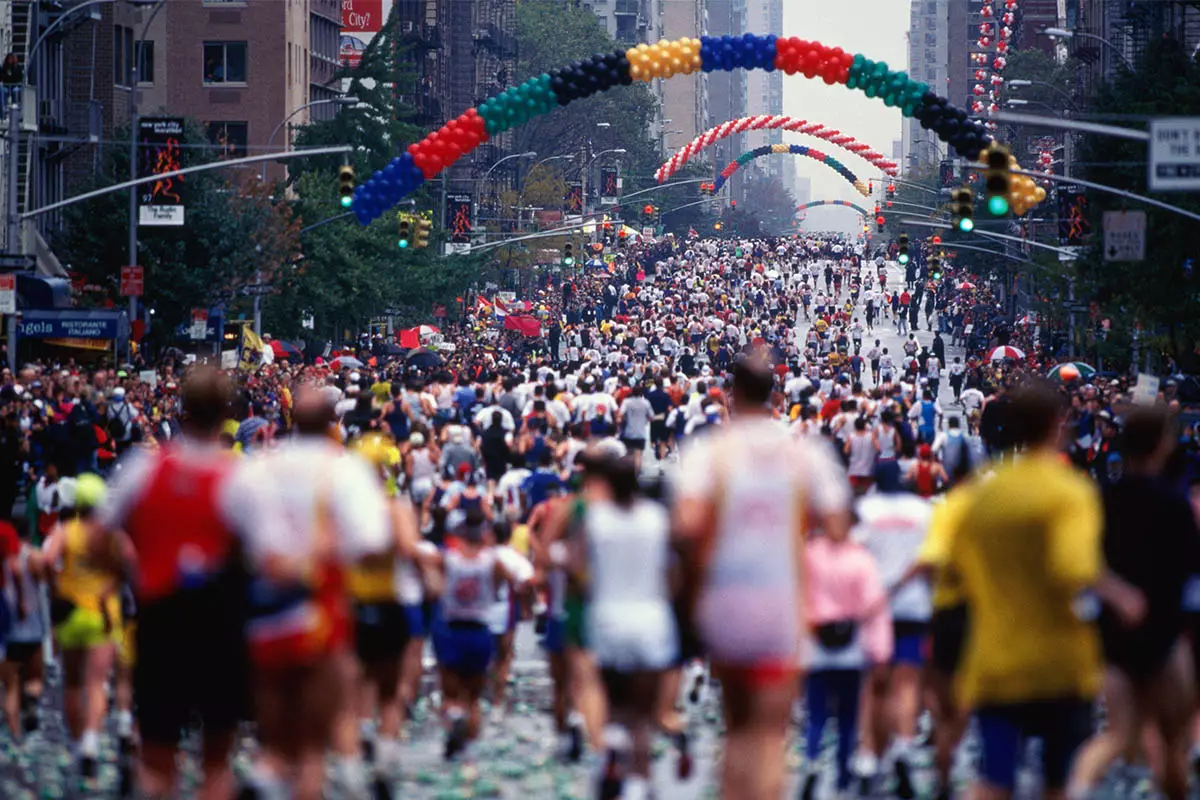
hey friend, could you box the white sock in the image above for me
[332,755,367,795]
[79,729,100,758]
[624,775,650,800]
[892,736,913,761]
[855,750,879,777]
[116,711,133,739]
[602,723,632,753]
[248,762,288,800]
[567,710,584,729]
[359,717,377,742]
[376,736,403,774]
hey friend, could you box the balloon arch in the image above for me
[351,34,1045,225]
[657,115,898,183]
[796,200,870,217]
[712,144,870,197]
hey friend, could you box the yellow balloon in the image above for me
[1034,186,1046,202]
[629,65,642,79]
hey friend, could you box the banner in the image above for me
[565,182,583,214]
[600,168,619,205]
[18,310,127,340]
[238,324,266,372]
[138,117,185,226]
[1057,187,1091,245]
[446,194,473,244]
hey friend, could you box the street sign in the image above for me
[1102,210,1146,262]
[1149,118,1200,191]
[120,265,144,297]
[190,308,208,340]
[0,275,15,315]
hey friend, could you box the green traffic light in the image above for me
[987,195,1010,216]
[958,217,975,233]
[564,257,575,266]
[933,272,942,280]
[398,239,409,249]
[898,253,909,265]
[340,196,353,208]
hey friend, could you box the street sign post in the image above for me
[1102,210,1146,262]
[120,266,144,297]
[1149,118,1200,191]
[0,275,15,315]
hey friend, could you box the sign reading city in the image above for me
[0,275,15,315]
[1149,117,1200,191]
[120,266,144,297]
[1102,210,1146,262]
[340,0,383,68]
[138,117,185,226]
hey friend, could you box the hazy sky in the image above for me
[781,1,909,232]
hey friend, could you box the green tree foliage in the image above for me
[511,0,661,199]
[740,175,797,235]
[1072,38,1200,368]
[56,121,301,342]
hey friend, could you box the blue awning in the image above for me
[18,309,130,340]
[17,275,72,310]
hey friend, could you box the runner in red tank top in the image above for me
[100,367,285,800]
[907,444,948,498]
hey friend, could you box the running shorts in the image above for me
[541,616,566,654]
[52,606,109,650]
[565,596,588,649]
[134,573,251,747]
[975,697,1092,791]
[354,601,409,664]
[3,640,40,665]
[404,603,429,639]
[892,619,929,666]
[433,620,493,676]
[929,604,968,675]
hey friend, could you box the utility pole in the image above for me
[5,105,19,374]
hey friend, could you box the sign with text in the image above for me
[1149,118,1200,191]
[18,312,125,340]
[0,275,15,315]
[1102,210,1146,262]
[120,265,144,297]
[138,117,186,226]
[446,194,473,244]
[341,0,383,32]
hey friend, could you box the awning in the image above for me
[17,274,72,309]
[18,309,130,340]
[43,338,111,351]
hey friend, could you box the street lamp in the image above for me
[1040,27,1134,68]
[260,96,360,179]
[1007,79,1078,109]
[482,151,537,182]
[533,154,574,169]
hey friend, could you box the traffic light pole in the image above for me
[898,217,1081,258]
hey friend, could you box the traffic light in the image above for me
[643,204,657,216]
[397,213,411,248]
[886,183,896,199]
[898,233,910,265]
[876,215,885,232]
[338,165,356,208]
[951,187,975,232]
[931,235,942,245]
[730,200,737,209]
[984,144,1012,216]
[714,221,723,231]
[929,257,942,280]
[700,182,713,195]
[617,228,628,247]
[563,242,574,266]
[413,217,432,249]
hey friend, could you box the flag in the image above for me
[475,296,493,314]
[503,314,542,337]
[237,324,266,372]
[688,226,698,238]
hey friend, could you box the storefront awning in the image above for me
[17,309,129,340]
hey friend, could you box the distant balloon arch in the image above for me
[796,200,871,217]
[351,34,1044,225]
[712,144,871,197]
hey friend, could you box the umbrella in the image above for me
[988,345,1026,362]
[958,281,976,290]
[329,356,365,370]
[1047,361,1097,382]
[269,340,303,359]
[380,342,405,356]
[406,347,443,369]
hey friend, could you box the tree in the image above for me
[511,1,662,210]
[1072,38,1200,369]
[56,120,301,342]
[740,175,797,235]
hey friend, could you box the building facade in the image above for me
[903,0,950,172]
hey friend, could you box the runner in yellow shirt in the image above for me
[946,383,1103,800]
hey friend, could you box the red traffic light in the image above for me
[876,215,885,225]
[603,221,613,230]
[931,235,942,244]
[886,201,893,208]
[643,204,656,215]
[617,229,627,238]
[730,200,737,208]
[887,183,896,193]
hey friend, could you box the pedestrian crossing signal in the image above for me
[338,165,356,208]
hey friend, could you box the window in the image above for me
[136,41,155,84]
[113,25,134,86]
[206,121,248,158]
[203,42,247,84]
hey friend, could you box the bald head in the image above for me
[293,383,337,436]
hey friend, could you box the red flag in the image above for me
[397,327,420,348]
[503,314,542,337]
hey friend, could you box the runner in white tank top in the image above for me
[673,358,852,800]
[1,543,47,740]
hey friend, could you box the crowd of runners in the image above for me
[0,234,1197,800]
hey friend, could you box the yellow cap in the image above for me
[75,473,107,510]
[222,419,240,437]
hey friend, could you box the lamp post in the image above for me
[475,150,535,229]
[1040,27,1134,69]
[1006,79,1078,109]
[259,96,359,180]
